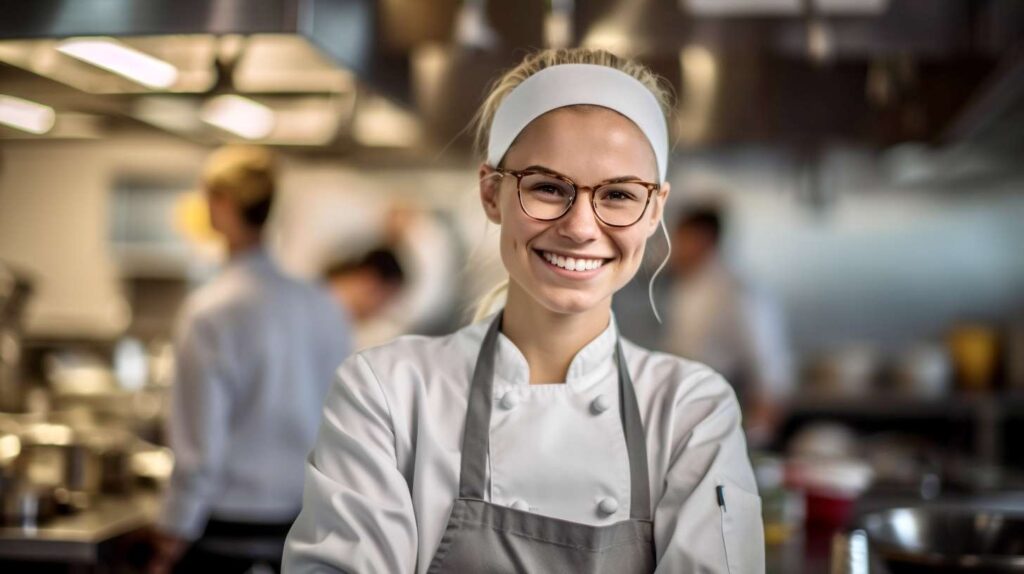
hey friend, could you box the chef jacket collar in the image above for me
[490,312,619,390]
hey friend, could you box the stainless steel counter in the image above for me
[0,491,158,564]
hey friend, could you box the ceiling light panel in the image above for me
[0,36,216,94]
[200,95,275,140]
[0,94,55,134]
[353,95,422,148]
[57,37,179,88]
[814,0,888,15]
[684,0,800,16]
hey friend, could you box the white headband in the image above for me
[487,64,669,183]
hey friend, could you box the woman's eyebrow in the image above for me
[521,165,645,184]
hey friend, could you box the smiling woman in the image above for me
[480,105,666,323]
[283,48,765,574]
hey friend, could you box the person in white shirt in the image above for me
[665,205,793,446]
[284,48,763,574]
[149,146,351,574]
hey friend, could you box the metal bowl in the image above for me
[860,506,1024,572]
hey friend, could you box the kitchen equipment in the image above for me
[76,426,137,494]
[790,422,861,460]
[0,480,57,528]
[130,442,173,487]
[857,506,1024,572]
[1006,314,1024,391]
[947,324,999,392]
[893,345,951,399]
[15,423,102,505]
[0,262,33,413]
[753,453,805,545]
[788,454,874,530]
[810,345,880,398]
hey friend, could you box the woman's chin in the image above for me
[531,287,609,316]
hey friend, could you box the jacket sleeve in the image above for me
[283,353,418,574]
[159,312,233,540]
[653,370,765,574]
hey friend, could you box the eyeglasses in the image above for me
[494,168,659,228]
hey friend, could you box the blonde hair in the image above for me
[202,145,277,207]
[470,48,673,323]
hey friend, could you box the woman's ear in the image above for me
[646,182,671,239]
[479,164,503,224]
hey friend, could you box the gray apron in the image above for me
[427,312,656,573]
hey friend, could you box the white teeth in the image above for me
[541,250,604,272]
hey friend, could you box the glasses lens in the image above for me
[518,173,574,220]
[594,183,650,226]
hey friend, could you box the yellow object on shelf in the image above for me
[947,324,999,392]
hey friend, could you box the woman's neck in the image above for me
[501,282,612,385]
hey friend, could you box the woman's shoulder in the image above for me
[344,320,488,382]
[620,338,739,408]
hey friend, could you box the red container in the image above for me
[804,489,856,530]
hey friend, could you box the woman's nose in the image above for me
[556,190,601,243]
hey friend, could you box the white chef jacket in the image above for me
[283,314,764,573]
[160,247,351,540]
[666,259,793,402]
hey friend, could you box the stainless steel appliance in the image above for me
[0,262,33,413]
[837,506,1024,573]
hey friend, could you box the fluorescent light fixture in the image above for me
[353,96,421,147]
[0,95,55,134]
[684,0,800,16]
[685,0,887,15]
[815,0,888,15]
[57,37,179,89]
[200,95,275,140]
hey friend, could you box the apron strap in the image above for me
[458,311,653,521]
[616,339,651,521]
[458,312,503,500]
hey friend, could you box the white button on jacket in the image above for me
[590,393,612,414]
[283,315,764,573]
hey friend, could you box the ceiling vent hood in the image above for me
[0,0,375,78]
[0,0,422,147]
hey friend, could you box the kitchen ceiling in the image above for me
[0,0,1020,162]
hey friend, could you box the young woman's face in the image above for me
[480,106,669,316]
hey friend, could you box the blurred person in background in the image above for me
[664,204,793,446]
[322,247,406,346]
[148,145,351,574]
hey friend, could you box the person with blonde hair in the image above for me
[150,145,351,573]
[284,49,764,573]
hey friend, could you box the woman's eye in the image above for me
[603,189,638,201]
[533,184,567,196]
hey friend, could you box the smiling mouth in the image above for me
[535,249,610,272]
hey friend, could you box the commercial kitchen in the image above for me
[1,1,1023,573]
